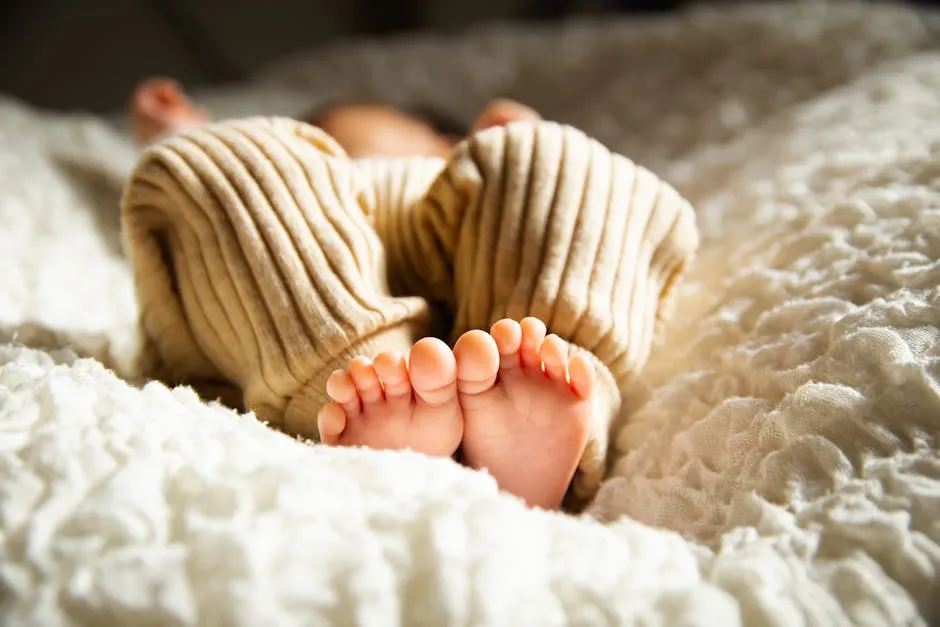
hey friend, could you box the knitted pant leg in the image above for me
[375,121,699,504]
[121,117,431,439]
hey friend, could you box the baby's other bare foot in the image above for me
[316,338,463,458]
[456,318,593,510]
[130,77,208,145]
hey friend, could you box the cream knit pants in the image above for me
[121,116,698,503]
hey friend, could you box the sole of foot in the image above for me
[455,317,593,510]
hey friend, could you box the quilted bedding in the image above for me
[1,1,939,625]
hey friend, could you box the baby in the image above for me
[123,78,698,512]
[129,77,541,156]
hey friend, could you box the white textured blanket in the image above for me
[2,2,940,625]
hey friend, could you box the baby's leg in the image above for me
[122,117,431,446]
[377,121,698,508]
[129,78,208,145]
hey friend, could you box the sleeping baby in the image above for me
[129,77,540,157]
[121,77,699,512]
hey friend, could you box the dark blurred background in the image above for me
[0,0,711,113]
[1,0,937,114]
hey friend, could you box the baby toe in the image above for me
[409,337,457,406]
[326,369,362,417]
[539,334,568,382]
[453,329,500,395]
[519,317,547,369]
[348,356,383,405]
[567,352,595,401]
[490,318,523,370]
[373,351,412,402]
[317,402,348,444]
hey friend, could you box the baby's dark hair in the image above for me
[405,105,470,138]
[301,100,470,138]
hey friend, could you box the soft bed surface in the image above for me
[2,2,940,625]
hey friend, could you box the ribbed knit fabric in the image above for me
[352,156,447,298]
[121,117,432,439]
[121,116,698,504]
[362,121,699,501]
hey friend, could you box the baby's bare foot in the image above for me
[456,317,593,510]
[316,338,463,457]
[130,78,208,145]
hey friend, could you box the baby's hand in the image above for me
[471,99,542,134]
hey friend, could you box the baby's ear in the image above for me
[471,99,541,133]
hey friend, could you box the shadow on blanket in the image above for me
[0,321,122,372]
[52,156,126,259]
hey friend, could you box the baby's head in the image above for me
[306,99,541,158]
